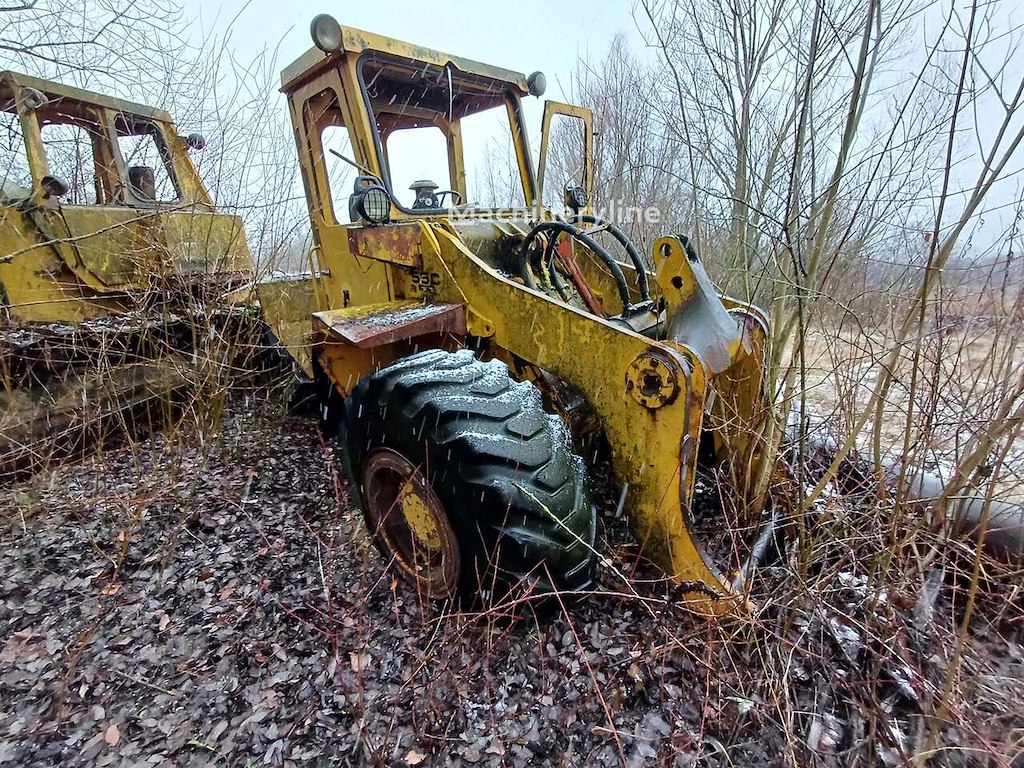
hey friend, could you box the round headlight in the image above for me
[527,71,547,97]
[564,183,589,213]
[358,185,391,224]
[310,14,342,53]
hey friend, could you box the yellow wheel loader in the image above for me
[259,15,776,611]
[0,73,254,480]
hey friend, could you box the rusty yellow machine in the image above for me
[256,15,774,611]
[7,18,1016,610]
[0,72,253,479]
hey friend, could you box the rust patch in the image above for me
[315,302,466,349]
[347,224,423,268]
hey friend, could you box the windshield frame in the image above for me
[356,51,536,216]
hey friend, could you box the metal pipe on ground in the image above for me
[789,425,1024,565]
[889,464,1024,564]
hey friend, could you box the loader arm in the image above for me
[421,225,740,611]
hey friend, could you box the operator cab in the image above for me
[282,15,657,325]
[282,16,550,226]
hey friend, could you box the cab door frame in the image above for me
[536,101,594,211]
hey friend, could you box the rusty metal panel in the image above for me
[314,301,466,349]
[0,70,176,123]
[256,274,318,378]
[347,224,423,268]
[163,212,252,275]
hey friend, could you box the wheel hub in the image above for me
[360,448,460,598]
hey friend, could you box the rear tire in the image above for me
[315,364,345,440]
[340,348,597,603]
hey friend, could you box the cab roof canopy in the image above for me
[363,55,516,131]
[0,71,174,123]
[280,23,531,119]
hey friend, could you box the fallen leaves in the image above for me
[806,713,841,753]
[349,651,370,672]
[0,630,48,663]
[1,409,1019,768]
[260,689,279,711]
[103,724,120,747]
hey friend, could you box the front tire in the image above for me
[340,349,597,603]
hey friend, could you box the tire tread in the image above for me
[342,349,596,596]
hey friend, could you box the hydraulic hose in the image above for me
[541,234,603,315]
[568,214,650,302]
[519,221,632,313]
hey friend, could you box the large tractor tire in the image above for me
[340,349,597,603]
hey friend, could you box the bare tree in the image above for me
[0,0,187,91]
[631,0,1023,501]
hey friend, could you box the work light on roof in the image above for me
[310,14,343,53]
[527,71,546,97]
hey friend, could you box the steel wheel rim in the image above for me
[361,448,460,598]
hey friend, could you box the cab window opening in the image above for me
[304,87,358,225]
[0,108,32,199]
[357,53,529,213]
[114,116,180,204]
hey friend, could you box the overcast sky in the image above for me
[179,0,650,102]
[170,0,653,209]
[8,0,1015,251]
[175,0,1021,249]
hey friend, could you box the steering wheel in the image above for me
[435,189,461,206]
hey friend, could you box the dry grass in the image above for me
[1,274,1022,768]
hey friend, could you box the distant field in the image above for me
[794,320,1024,501]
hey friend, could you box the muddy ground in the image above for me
[1,407,1021,767]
